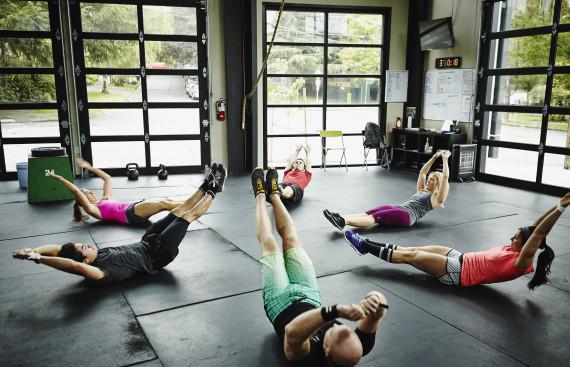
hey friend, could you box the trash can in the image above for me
[16,162,28,189]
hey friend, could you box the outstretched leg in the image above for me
[391,250,447,278]
[267,170,300,252]
[132,199,184,219]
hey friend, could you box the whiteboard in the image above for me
[385,70,408,102]
[423,69,476,122]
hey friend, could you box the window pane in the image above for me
[342,135,368,165]
[267,45,323,74]
[556,32,569,66]
[487,75,546,106]
[480,146,537,182]
[483,112,541,144]
[267,77,323,105]
[560,0,570,24]
[326,107,379,134]
[0,74,55,103]
[4,143,60,172]
[492,0,554,32]
[147,75,193,102]
[267,107,322,135]
[327,78,380,105]
[546,115,569,148]
[267,11,324,43]
[0,1,50,31]
[0,109,59,138]
[92,142,145,168]
[87,75,142,103]
[0,38,53,67]
[145,42,197,69]
[81,3,138,33]
[143,6,197,35]
[267,136,322,167]
[542,153,570,187]
[551,74,570,107]
[88,109,143,136]
[148,108,200,135]
[328,47,381,75]
[84,40,139,68]
[328,13,382,44]
[488,35,551,69]
[150,140,200,166]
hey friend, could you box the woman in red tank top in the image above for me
[343,193,569,290]
[48,158,185,226]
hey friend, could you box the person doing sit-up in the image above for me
[252,167,388,366]
[343,193,569,290]
[12,164,227,285]
[274,143,313,206]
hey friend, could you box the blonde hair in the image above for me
[427,171,446,208]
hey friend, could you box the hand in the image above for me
[295,144,303,153]
[434,150,443,158]
[76,158,92,169]
[362,291,389,319]
[560,192,570,207]
[304,144,311,153]
[13,248,34,259]
[441,150,451,159]
[337,303,365,321]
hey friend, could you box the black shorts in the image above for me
[125,200,152,227]
[279,183,304,206]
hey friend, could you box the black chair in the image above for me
[362,122,390,170]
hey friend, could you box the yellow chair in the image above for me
[319,130,348,171]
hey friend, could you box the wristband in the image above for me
[557,203,566,213]
[321,305,338,321]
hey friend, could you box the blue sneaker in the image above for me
[344,230,367,255]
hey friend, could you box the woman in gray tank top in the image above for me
[324,150,451,230]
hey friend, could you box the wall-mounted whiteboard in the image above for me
[385,70,408,102]
[423,69,476,122]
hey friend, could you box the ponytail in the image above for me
[527,244,555,290]
[73,201,89,222]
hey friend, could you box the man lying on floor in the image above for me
[12,163,227,285]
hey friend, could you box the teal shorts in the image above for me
[260,248,321,323]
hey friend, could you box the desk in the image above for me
[391,128,466,172]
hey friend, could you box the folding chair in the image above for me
[319,130,348,172]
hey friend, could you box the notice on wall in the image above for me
[423,69,476,122]
[385,70,408,103]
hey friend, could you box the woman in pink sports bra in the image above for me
[343,193,569,290]
[48,158,184,226]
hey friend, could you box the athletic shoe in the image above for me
[323,209,345,230]
[251,168,266,198]
[344,230,367,255]
[265,168,280,202]
[200,162,218,192]
[212,163,227,193]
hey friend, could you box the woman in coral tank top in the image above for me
[48,158,217,227]
[342,193,569,290]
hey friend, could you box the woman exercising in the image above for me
[324,150,451,230]
[343,193,569,289]
[49,158,224,227]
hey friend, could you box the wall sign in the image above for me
[435,56,462,69]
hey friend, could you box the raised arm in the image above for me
[284,303,365,360]
[357,291,389,333]
[435,150,451,206]
[285,144,303,171]
[303,144,312,173]
[516,193,569,269]
[77,158,112,199]
[417,152,441,191]
[12,251,105,280]
[48,172,100,218]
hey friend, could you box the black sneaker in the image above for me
[323,209,345,230]
[265,168,279,202]
[209,163,227,194]
[200,162,218,192]
[251,168,266,198]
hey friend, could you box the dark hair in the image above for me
[519,226,554,290]
[73,201,89,221]
[58,242,86,262]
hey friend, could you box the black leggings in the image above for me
[142,213,190,269]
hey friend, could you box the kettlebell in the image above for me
[126,163,139,181]
[157,164,168,180]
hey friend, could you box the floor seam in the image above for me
[0,228,84,242]
[119,357,159,367]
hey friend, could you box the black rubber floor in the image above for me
[0,167,568,367]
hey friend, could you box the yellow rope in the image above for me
[241,0,286,130]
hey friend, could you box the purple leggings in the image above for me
[365,205,412,227]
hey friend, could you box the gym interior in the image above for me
[1,1,569,366]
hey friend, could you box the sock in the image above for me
[364,242,393,262]
[206,189,216,198]
[366,239,398,250]
[199,180,210,193]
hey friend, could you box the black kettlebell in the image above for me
[157,164,168,180]
[126,163,139,181]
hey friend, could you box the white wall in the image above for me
[422,0,482,142]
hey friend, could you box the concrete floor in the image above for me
[0,167,568,367]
